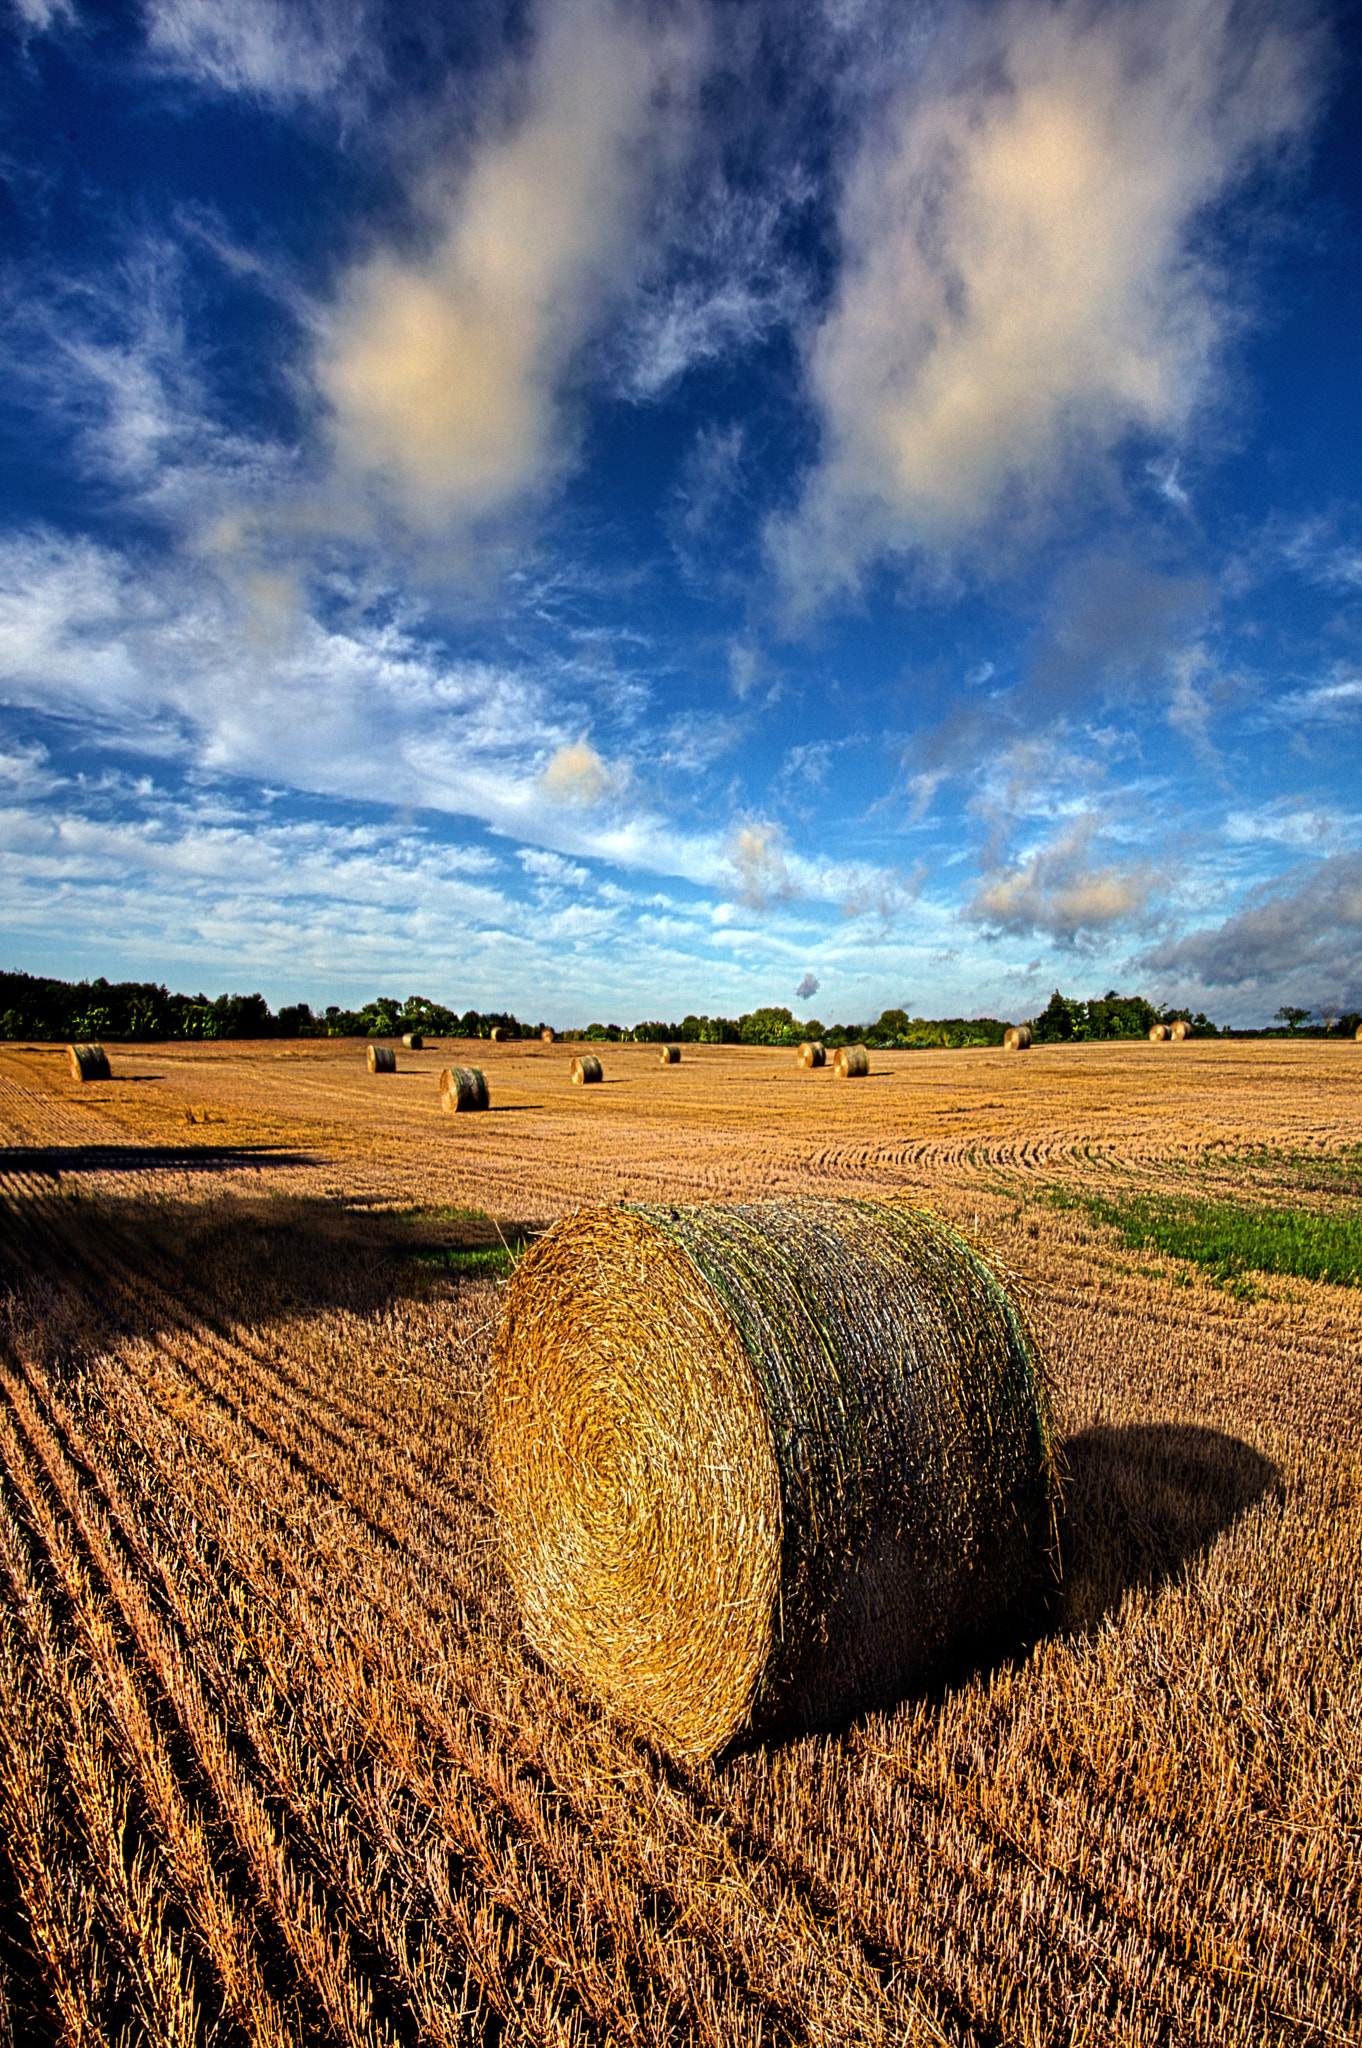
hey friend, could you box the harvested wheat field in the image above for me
[1,1033,1359,2046]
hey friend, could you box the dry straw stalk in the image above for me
[366,1044,396,1073]
[440,1066,489,1112]
[833,1044,869,1077]
[489,1197,1060,1763]
[67,1043,111,1082]
[796,1041,825,1068]
[571,1054,603,1085]
[1003,1025,1032,1051]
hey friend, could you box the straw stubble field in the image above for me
[0,1035,1358,2046]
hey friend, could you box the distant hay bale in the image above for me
[1149,1023,1171,1043]
[571,1054,603,1085]
[1356,1024,1362,1042]
[1003,1025,1032,1051]
[402,1032,424,1050]
[440,1065,489,1113]
[490,1027,506,1043]
[489,1197,1059,1763]
[660,1044,680,1064]
[796,1041,826,1068]
[833,1044,869,1077]
[367,1044,396,1073]
[67,1043,110,1082]
[541,1027,555,1043]
[1170,1019,1190,1042]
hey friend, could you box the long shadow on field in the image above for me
[0,1142,318,1177]
[0,1182,543,1332]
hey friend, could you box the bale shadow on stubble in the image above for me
[1051,1419,1281,1639]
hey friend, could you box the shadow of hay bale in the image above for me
[1054,1421,1280,1636]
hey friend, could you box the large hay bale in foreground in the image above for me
[1170,1019,1190,1042]
[67,1043,111,1082]
[833,1043,869,1077]
[402,1032,424,1050]
[796,1040,825,1068]
[489,1198,1059,1762]
[440,1065,488,1112]
[571,1054,603,1085]
[660,1044,680,1064]
[367,1044,396,1073]
[1003,1025,1032,1051]
[1149,1023,1171,1043]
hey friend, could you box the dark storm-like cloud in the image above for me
[1140,851,1362,1005]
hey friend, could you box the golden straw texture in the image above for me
[439,1065,489,1112]
[366,1044,396,1073]
[1003,1025,1032,1051]
[833,1044,869,1077]
[489,1198,1060,1762]
[571,1054,603,1085]
[796,1041,825,1068]
[66,1043,111,1082]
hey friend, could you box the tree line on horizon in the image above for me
[2,969,1358,1049]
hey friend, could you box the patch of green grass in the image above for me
[1202,1143,1362,1200]
[402,1245,515,1280]
[1047,1185,1362,1293]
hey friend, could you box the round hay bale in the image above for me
[402,1031,424,1050]
[796,1040,826,1069]
[541,1027,555,1043]
[490,1026,505,1043]
[1170,1019,1190,1042]
[659,1044,680,1064]
[1356,1023,1362,1042]
[1003,1025,1032,1051]
[489,1197,1059,1762]
[367,1043,396,1073]
[571,1054,603,1085]
[833,1043,869,1077]
[440,1065,489,1112]
[67,1043,111,1082]
[1149,1023,1171,1043]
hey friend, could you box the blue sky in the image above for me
[1,0,1359,1027]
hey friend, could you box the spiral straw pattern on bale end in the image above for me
[402,1031,424,1050]
[440,1065,488,1112]
[796,1040,825,1068]
[659,1044,680,1064]
[1149,1023,1171,1043]
[367,1043,396,1073]
[489,1197,1060,1763]
[67,1043,111,1082]
[571,1054,603,1085]
[833,1043,868,1077]
[1003,1025,1032,1051]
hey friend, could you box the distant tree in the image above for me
[1274,1006,1312,1034]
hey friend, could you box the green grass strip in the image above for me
[1050,1188,1362,1291]
[403,1245,515,1279]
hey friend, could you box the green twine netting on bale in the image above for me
[488,1196,1060,1762]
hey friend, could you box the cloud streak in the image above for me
[770,0,1322,609]
[317,0,706,528]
